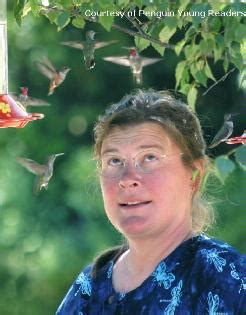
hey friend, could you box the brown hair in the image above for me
[93,89,214,234]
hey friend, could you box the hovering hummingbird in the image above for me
[10,87,50,109]
[36,57,70,95]
[61,30,118,70]
[225,130,246,145]
[209,114,235,148]
[103,47,162,85]
[16,153,64,194]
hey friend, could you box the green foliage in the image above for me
[235,146,246,171]
[215,156,236,183]
[12,0,246,108]
[1,1,245,314]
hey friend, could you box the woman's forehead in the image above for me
[101,122,175,154]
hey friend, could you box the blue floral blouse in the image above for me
[56,235,246,314]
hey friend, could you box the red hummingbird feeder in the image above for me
[0,0,44,128]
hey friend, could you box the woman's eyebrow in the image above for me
[101,148,119,155]
[101,144,165,156]
[138,144,165,151]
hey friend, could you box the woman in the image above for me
[56,90,246,314]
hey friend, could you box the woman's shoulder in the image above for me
[56,264,94,315]
[196,234,245,265]
[189,235,246,312]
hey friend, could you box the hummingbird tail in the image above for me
[134,72,142,85]
[85,58,95,70]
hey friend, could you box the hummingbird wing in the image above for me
[61,41,84,50]
[103,56,131,67]
[94,40,118,49]
[42,56,57,73]
[16,157,46,175]
[9,93,27,110]
[9,92,21,103]
[141,57,162,66]
[26,96,50,107]
[209,121,234,148]
[36,61,55,80]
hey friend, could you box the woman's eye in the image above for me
[144,154,158,162]
[108,158,122,166]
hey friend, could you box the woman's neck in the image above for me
[112,224,193,293]
[126,227,193,276]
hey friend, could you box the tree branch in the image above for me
[38,4,176,50]
[202,67,236,96]
[111,23,175,50]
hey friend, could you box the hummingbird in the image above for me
[61,30,118,70]
[209,114,235,148]
[10,87,50,109]
[225,130,246,145]
[103,47,162,85]
[35,57,70,95]
[16,153,64,194]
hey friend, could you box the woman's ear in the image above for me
[191,159,205,192]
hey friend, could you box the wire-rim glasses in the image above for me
[100,150,184,178]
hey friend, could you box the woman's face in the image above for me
[100,122,195,240]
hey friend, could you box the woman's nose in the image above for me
[118,163,141,189]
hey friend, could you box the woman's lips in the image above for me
[119,201,151,208]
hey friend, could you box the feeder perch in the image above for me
[0,0,44,128]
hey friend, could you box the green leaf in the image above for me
[214,34,224,63]
[151,43,165,56]
[205,62,216,81]
[134,0,142,8]
[184,44,200,60]
[234,23,246,43]
[238,69,246,89]
[240,40,246,60]
[56,12,70,30]
[235,146,246,170]
[187,85,198,110]
[159,26,176,43]
[179,83,191,95]
[185,26,196,41]
[208,0,227,11]
[223,57,229,72]
[190,61,207,87]
[45,12,60,23]
[215,156,236,183]
[207,16,221,33]
[175,61,186,89]
[199,40,209,54]
[134,37,150,52]
[72,16,85,29]
[13,0,26,26]
[115,0,130,6]
[224,18,237,45]
[29,0,39,16]
[190,3,209,29]
[99,15,114,32]
[73,0,82,4]
[175,39,186,56]
[179,0,190,11]
[164,16,178,29]
[98,0,111,7]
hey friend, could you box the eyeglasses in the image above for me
[100,150,184,178]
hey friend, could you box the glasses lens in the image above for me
[100,151,183,178]
[101,155,124,178]
[136,150,164,173]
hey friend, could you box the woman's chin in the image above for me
[119,216,150,236]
